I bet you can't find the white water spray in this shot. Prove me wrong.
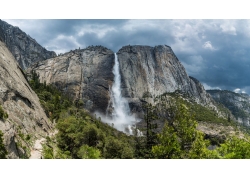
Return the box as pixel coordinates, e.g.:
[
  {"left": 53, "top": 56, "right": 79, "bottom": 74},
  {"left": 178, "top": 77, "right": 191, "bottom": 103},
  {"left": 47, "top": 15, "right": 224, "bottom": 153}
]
[
  {"left": 97, "top": 53, "right": 142, "bottom": 135},
  {"left": 110, "top": 53, "right": 137, "bottom": 134}
]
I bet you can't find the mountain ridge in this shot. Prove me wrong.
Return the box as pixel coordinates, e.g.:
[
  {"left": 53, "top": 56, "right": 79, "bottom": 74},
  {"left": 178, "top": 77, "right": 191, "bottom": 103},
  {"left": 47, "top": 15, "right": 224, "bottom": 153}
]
[
  {"left": 207, "top": 89, "right": 250, "bottom": 127},
  {"left": 0, "top": 19, "right": 56, "bottom": 69},
  {"left": 0, "top": 39, "right": 52, "bottom": 158},
  {"left": 27, "top": 45, "right": 115, "bottom": 114},
  {"left": 27, "top": 44, "right": 234, "bottom": 125}
]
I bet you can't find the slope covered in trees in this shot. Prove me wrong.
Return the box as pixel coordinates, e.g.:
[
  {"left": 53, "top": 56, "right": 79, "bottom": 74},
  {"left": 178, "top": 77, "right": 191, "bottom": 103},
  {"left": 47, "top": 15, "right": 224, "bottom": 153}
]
[
  {"left": 207, "top": 89, "right": 250, "bottom": 127},
  {"left": 26, "top": 72, "right": 250, "bottom": 159}
]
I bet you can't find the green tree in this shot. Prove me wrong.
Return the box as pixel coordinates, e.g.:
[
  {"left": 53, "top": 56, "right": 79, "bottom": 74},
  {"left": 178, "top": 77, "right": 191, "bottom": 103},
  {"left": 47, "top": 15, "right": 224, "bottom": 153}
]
[
  {"left": 152, "top": 101, "right": 215, "bottom": 159},
  {"left": 0, "top": 130, "right": 7, "bottom": 159},
  {"left": 152, "top": 124, "right": 181, "bottom": 158},
  {"left": 56, "top": 116, "right": 90, "bottom": 157},
  {"left": 144, "top": 103, "right": 158, "bottom": 150},
  {"left": 217, "top": 136, "right": 250, "bottom": 159},
  {"left": 42, "top": 145, "right": 54, "bottom": 159},
  {"left": 141, "top": 92, "right": 159, "bottom": 158},
  {"left": 188, "top": 131, "right": 219, "bottom": 159},
  {"left": 0, "top": 105, "right": 8, "bottom": 120},
  {"left": 77, "top": 145, "right": 101, "bottom": 159},
  {"left": 103, "top": 136, "right": 134, "bottom": 159}
]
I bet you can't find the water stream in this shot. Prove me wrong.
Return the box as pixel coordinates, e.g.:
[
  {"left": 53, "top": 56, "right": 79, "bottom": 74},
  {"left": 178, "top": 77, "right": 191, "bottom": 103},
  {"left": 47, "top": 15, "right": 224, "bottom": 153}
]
[
  {"left": 97, "top": 53, "right": 142, "bottom": 135},
  {"left": 109, "top": 53, "right": 137, "bottom": 134}
]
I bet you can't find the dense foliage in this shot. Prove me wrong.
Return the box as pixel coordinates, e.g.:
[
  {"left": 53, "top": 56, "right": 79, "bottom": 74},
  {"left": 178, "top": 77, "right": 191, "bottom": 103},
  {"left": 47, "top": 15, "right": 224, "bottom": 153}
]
[
  {"left": 165, "top": 92, "right": 236, "bottom": 126},
  {"left": 150, "top": 101, "right": 218, "bottom": 158},
  {"left": 140, "top": 93, "right": 250, "bottom": 159},
  {"left": 43, "top": 109, "right": 135, "bottom": 159},
  {"left": 217, "top": 136, "right": 250, "bottom": 158},
  {"left": 28, "top": 72, "right": 250, "bottom": 159},
  {"left": 29, "top": 71, "right": 73, "bottom": 121}
]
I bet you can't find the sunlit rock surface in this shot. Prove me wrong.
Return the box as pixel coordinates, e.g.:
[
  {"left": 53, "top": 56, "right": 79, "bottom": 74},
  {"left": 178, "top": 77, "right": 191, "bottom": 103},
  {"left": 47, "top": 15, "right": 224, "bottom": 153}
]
[
  {"left": 0, "top": 40, "right": 52, "bottom": 158},
  {"left": 27, "top": 46, "right": 114, "bottom": 114}
]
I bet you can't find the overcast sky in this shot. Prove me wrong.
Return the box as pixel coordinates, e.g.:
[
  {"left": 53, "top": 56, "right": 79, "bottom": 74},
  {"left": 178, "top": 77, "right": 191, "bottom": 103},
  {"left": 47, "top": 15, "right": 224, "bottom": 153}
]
[{"left": 3, "top": 19, "right": 250, "bottom": 94}]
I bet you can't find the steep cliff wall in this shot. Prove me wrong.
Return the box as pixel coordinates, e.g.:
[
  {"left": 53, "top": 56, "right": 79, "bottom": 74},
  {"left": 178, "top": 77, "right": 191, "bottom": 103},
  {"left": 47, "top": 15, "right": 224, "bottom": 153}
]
[
  {"left": 27, "top": 46, "right": 114, "bottom": 113},
  {"left": 28, "top": 44, "right": 230, "bottom": 120},
  {"left": 0, "top": 20, "right": 56, "bottom": 69},
  {"left": 207, "top": 90, "right": 250, "bottom": 126},
  {"left": 0, "top": 40, "right": 52, "bottom": 158},
  {"left": 117, "top": 45, "right": 216, "bottom": 114}
]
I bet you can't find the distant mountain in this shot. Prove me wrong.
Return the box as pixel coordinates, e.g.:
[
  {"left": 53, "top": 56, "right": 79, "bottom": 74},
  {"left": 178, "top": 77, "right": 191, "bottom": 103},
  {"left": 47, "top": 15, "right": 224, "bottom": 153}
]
[
  {"left": 0, "top": 19, "right": 56, "bottom": 69},
  {"left": 207, "top": 89, "right": 250, "bottom": 127}
]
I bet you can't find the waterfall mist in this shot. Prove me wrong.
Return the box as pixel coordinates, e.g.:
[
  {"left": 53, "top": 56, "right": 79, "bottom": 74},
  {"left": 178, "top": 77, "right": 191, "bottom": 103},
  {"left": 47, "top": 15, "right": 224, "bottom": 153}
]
[{"left": 96, "top": 53, "right": 141, "bottom": 135}]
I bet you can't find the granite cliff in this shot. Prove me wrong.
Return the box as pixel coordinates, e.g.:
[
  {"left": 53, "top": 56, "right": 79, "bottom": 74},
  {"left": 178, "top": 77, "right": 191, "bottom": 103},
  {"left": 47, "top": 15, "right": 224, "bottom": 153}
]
[
  {"left": 27, "top": 46, "right": 114, "bottom": 114},
  {"left": 0, "top": 19, "right": 247, "bottom": 158},
  {"left": 0, "top": 40, "right": 52, "bottom": 158},
  {"left": 0, "top": 19, "right": 56, "bottom": 69},
  {"left": 26, "top": 44, "right": 241, "bottom": 143},
  {"left": 207, "top": 90, "right": 250, "bottom": 127},
  {"left": 28, "top": 44, "right": 229, "bottom": 120},
  {"left": 117, "top": 45, "right": 222, "bottom": 117}
]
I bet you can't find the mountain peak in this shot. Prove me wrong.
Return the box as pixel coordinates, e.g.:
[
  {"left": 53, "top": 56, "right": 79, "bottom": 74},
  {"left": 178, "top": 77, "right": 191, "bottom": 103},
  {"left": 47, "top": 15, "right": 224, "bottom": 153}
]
[{"left": 0, "top": 19, "right": 56, "bottom": 69}]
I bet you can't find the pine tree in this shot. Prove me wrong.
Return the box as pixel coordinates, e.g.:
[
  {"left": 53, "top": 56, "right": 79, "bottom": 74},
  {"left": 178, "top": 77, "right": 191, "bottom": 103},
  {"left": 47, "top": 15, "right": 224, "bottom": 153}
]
[
  {"left": 140, "top": 91, "right": 158, "bottom": 158},
  {"left": 151, "top": 98, "right": 217, "bottom": 159}
]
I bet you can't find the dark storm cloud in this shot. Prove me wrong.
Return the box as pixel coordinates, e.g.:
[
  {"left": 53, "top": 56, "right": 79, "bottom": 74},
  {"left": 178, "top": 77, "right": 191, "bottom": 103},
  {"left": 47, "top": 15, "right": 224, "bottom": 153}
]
[
  {"left": 3, "top": 19, "right": 250, "bottom": 94},
  {"left": 77, "top": 23, "right": 175, "bottom": 52}
]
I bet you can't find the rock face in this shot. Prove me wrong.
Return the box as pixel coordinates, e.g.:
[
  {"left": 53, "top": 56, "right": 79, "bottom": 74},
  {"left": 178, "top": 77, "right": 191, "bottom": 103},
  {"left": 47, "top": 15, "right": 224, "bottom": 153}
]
[
  {"left": 117, "top": 45, "right": 217, "bottom": 115},
  {"left": 28, "top": 44, "right": 229, "bottom": 120},
  {"left": 27, "top": 46, "right": 114, "bottom": 113},
  {"left": 197, "top": 122, "right": 244, "bottom": 145},
  {"left": 0, "top": 40, "right": 52, "bottom": 158},
  {"left": 0, "top": 19, "right": 56, "bottom": 69},
  {"left": 207, "top": 90, "right": 250, "bottom": 127}
]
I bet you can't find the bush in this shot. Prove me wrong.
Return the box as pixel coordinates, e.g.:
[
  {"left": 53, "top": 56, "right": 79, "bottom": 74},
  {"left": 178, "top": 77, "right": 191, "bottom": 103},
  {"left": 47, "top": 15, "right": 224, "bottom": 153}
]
[
  {"left": 77, "top": 145, "right": 101, "bottom": 159},
  {"left": 217, "top": 136, "right": 250, "bottom": 159},
  {"left": 0, "top": 105, "right": 8, "bottom": 120},
  {"left": 28, "top": 71, "right": 73, "bottom": 122},
  {"left": 0, "top": 130, "right": 7, "bottom": 159}
]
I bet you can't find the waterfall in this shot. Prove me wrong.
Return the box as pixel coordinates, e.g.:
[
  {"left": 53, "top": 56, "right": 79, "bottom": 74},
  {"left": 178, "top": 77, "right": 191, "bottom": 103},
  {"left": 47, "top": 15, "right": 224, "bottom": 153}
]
[
  {"left": 97, "top": 53, "right": 142, "bottom": 135},
  {"left": 109, "top": 53, "right": 136, "bottom": 134}
]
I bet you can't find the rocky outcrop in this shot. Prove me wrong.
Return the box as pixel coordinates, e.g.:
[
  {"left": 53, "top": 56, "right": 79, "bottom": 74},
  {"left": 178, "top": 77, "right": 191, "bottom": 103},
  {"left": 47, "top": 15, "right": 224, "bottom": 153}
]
[
  {"left": 0, "top": 19, "right": 56, "bottom": 69},
  {"left": 27, "top": 46, "right": 114, "bottom": 114},
  {"left": 207, "top": 90, "right": 250, "bottom": 127},
  {"left": 117, "top": 45, "right": 218, "bottom": 115},
  {"left": 197, "top": 122, "right": 244, "bottom": 145},
  {"left": 0, "top": 40, "right": 52, "bottom": 158}
]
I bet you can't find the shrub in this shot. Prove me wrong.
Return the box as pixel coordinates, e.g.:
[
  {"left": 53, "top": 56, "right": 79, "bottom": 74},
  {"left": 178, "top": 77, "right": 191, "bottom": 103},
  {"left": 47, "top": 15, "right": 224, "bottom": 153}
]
[
  {"left": 0, "top": 105, "right": 8, "bottom": 120},
  {"left": 0, "top": 130, "right": 7, "bottom": 159}
]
